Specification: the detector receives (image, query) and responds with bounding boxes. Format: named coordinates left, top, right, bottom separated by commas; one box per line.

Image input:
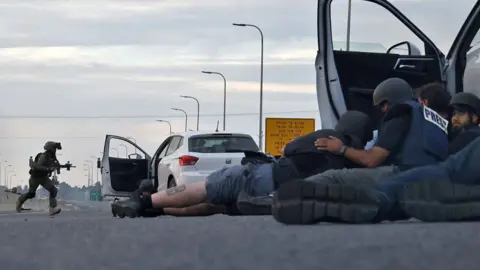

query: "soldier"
left=16, top=141, right=62, bottom=215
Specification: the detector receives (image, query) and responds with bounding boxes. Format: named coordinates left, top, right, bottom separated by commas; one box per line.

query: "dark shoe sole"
left=111, top=204, right=140, bottom=218
left=272, top=180, right=380, bottom=224
left=49, top=209, right=61, bottom=216
left=237, top=198, right=273, bottom=216
left=399, top=178, right=480, bottom=222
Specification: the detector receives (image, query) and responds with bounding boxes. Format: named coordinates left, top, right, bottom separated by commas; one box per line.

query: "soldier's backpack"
left=28, top=152, right=44, bottom=175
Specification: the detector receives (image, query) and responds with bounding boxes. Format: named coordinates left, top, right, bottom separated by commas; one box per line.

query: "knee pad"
left=25, top=192, right=36, bottom=199
left=49, top=187, right=58, bottom=198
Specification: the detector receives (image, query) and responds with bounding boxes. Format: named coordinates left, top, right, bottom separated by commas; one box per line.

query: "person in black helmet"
left=363, top=81, right=451, bottom=150
left=272, top=77, right=449, bottom=225
left=110, top=111, right=373, bottom=218
left=364, top=104, right=480, bottom=223
left=16, top=141, right=62, bottom=216
left=447, top=92, right=480, bottom=154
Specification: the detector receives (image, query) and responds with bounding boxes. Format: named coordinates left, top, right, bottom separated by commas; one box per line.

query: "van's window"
left=330, top=0, right=425, bottom=55
left=464, top=29, right=480, bottom=97
left=189, top=135, right=259, bottom=153
left=395, top=0, right=476, bottom=52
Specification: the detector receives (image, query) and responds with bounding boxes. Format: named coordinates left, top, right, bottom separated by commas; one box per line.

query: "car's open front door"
left=316, top=0, right=446, bottom=129
left=444, top=1, right=480, bottom=96
left=101, top=135, right=151, bottom=199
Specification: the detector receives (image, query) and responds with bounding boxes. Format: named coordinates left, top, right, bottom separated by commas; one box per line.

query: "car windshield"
left=188, top=135, right=259, bottom=153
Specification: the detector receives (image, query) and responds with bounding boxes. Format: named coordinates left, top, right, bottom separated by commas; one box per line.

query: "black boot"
left=272, top=179, right=381, bottom=225
left=399, top=178, right=480, bottom=222
left=111, top=195, right=163, bottom=218
left=111, top=199, right=142, bottom=218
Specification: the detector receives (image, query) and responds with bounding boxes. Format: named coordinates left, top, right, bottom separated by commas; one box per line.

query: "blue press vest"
left=391, top=101, right=449, bottom=169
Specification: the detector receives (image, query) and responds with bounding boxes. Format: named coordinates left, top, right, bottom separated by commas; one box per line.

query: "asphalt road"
left=0, top=201, right=479, bottom=270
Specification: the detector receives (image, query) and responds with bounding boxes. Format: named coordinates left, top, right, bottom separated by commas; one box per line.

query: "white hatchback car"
left=99, top=131, right=259, bottom=199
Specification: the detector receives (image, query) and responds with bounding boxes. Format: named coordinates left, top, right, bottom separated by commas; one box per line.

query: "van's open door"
left=444, top=1, right=480, bottom=96
left=316, top=0, right=446, bottom=129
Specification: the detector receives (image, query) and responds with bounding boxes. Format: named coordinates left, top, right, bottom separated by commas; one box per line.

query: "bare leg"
left=151, top=181, right=208, bottom=208
left=163, top=203, right=227, bottom=216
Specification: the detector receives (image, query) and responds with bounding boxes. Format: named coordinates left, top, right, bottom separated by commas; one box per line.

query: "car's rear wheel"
left=167, top=177, right=177, bottom=188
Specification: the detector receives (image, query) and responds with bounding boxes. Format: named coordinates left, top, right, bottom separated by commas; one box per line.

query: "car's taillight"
left=179, top=155, right=198, bottom=166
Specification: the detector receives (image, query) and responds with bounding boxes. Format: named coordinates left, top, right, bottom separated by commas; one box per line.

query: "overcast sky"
left=0, top=0, right=475, bottom=187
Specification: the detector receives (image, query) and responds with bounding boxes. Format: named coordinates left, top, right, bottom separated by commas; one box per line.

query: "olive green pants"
left=17, top=176, right=58, bottom=208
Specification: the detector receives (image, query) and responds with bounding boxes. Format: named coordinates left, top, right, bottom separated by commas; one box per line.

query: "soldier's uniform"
left=16, top=141, right=62, bottom=215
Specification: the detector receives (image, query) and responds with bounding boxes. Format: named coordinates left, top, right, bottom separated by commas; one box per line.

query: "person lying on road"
left=110, top=110, right=373, bottom=218
left=286, top=135, right=480, bottom=224
left=271, top=77, right=450, bottom=225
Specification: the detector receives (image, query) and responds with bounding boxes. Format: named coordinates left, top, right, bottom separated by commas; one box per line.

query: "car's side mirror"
left=128, top=153, right=142, bottom=159
left=386, top=41, right=421, bottom=56
left=97, top=157, right=101, bottom=169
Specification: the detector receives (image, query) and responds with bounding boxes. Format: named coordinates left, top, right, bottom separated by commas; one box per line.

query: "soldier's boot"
left=16, top=194, right=29, bottom=213
left=49, top=207, right=61, bottom=216
left=49, top=197, right=61, bottom=216
left=16, top=198, right=24, bottom=213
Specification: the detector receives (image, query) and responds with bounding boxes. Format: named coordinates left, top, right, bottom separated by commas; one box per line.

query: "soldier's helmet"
left=44, top=141, right=62, bottom=151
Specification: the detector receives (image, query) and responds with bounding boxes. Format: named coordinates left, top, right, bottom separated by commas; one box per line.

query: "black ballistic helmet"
left=373, top=78, right=413, bottom=107
left=44, top=141, right=62, bottom=151
left=335, top=110, right=373, bottom=146
left=449, top=92, right=480, bottom=115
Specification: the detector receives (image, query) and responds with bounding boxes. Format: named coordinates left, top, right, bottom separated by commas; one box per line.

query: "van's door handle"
left=399, top=64, right=416, bottom=69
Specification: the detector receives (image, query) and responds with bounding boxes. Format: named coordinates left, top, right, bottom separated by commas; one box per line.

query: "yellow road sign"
left=265, top=118, right=315, bottom=156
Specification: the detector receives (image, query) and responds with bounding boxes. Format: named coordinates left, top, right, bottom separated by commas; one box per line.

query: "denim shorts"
left=205, top=163, right=274, bottom=206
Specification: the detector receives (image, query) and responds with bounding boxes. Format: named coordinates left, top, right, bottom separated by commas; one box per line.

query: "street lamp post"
left=171, top=108, right=188, bottom=132
left=84, top=163, right=93, bottom=186
left=180, top=95, right=200, bottom=131
left=233, top=23, right=264, bottom=151
left=201, top=71, right=227, bottom=130
left=0, top=153, right=2, bottom=187
left=83, top=167, right=91, bottom=187
left=0, top=159, right=3, bottom=187
left=90, top=155, right=100, bottom=185
left=6, top=170, right=13, bottom=188
left=156, top=120, right=172, bottom=134
left=84, top=173, right=89, bottom=188
left=85, top=160, right=94, bottom=185
left=346, top=0, right=352, bottom=51
left=119, top=144, right=128, bottom=157
left=110, top=148, right=119, bottom=157
left=4, top=164, right=11, bottom=187
left=9, top=174, right=16, bottom=188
